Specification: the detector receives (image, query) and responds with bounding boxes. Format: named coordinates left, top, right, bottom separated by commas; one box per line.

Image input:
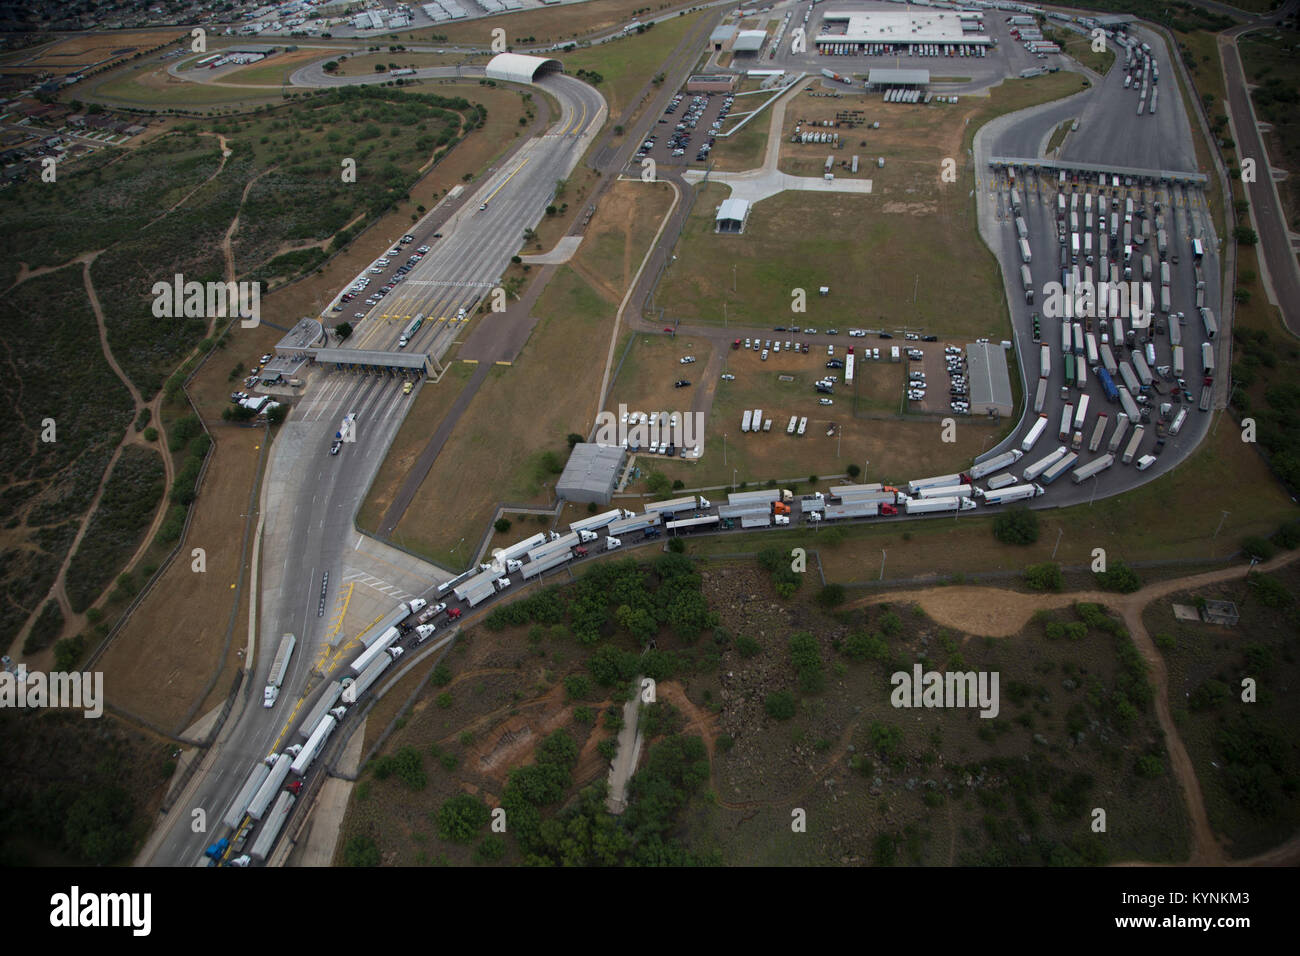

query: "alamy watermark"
left=151, top=273, right=261, bottom=328
left=1041, top=279, right=1153, bottom=328
left=0, top=665, right=103, bottom=718
left=593, top=403, right=705, bottom=452
left=891, top=663, right=999, bottom=719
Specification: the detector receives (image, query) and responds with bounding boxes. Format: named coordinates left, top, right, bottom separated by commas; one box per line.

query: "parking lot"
left=637, top=88, right=735, bottom=170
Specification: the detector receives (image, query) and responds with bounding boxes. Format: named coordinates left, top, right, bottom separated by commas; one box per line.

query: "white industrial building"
left=816, top=10, right=992, bottom=50
left=732, top=29, right=768, bottom=54
left=715, top=197, right=751, bottom=234
left=965, top=341, right=1014, bottom=418
left=556, top=443, right=627, bottom=506
left=485, top=52, right=564, bottom=84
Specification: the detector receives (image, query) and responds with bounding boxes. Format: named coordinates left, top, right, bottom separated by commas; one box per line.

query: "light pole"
left=733, top=468, right=737, bottom=492
left=1051, top=526, right=1064, bottom=560
left=879, top=549, right=887, bottom=580
left=723, top=433, right=727, bottom=466
left=1213, top=510, right=1230, bottom=552
left=1089, top=474, right=1099, bottom=506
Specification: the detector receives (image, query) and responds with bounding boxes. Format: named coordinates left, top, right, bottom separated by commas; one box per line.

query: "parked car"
left=674, top=379, right=691, bottom=388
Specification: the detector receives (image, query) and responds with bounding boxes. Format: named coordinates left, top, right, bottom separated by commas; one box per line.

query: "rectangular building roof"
left=709, top=24, right=737, bottom=44
left=555, top=443, right=626, bottom=501
left=820, top=10, right=985, bottom=44
left=716, top=197, right=751, bottom=223
left=868, top=68, right=931, bottom=86
left=965, top=341, right=1013, bottom=413
left=733, top=29, right=767, bottom=52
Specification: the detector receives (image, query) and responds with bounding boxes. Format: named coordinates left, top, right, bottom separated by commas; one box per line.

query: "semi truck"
left=1097, top=366, right=1119, bottom=404
left=1133, top=350, right=1153, bottom=387
left=1073, top=394, right=1090, bottom=432
left=263, top=632, right=296, bottom=708
left=1119, top=361, right=1141, bottom=395
left=247, top=752, right=295, bottom=821
left=350, top=624, right=401, bottom=675
left=903, top=497, right=977, bottom=514
left=1121, top=425, right=1146, bottom=464
left=222, top=758, right=274, bottom=829
left=569, top=509, right=633, bottom=534
left=1172, top=345, right=1184, bottom=378
left=342, top=649, right=397, bottom=704
left=643, top=495, right=708, bottom=517
left=976, top=482, right=1044, bottom=505
left=1168, top=407, right=1188, bottom=436
left=1021, top=264, right=1034, bottom=302
left=292, top=708, right=347, bottom=776
left=1059, top=404, right=1074, bottom=441
left=1071, top=454, right=1115, bottom=483
left=1020, top=415, right=1049, bottom=452
left=968, top=449, right=1024, bottom=480
left=1039, top=344, right=1051, bottom=379
left=1201, top=307, right=1217, bottom=339
left=298, top=679, right=350, bottom=740
left=1201, top=342, right=1215, bottom=375
left=249, top=791, right=295, bottom=864
left=1019, top=238, right=1032, bottom=264
left=1099, top=343, right=1117, bottom=376
left=1033, top=376, right=1048, bottom=413
left=1023, top=446, right=1068, bottom=481
left=1039, top=451, right=1079, bottom=485
left=1106, top=412, right=1131, bottom=453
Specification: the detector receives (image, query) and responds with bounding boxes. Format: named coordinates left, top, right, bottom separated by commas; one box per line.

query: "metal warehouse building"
left=715, top=197, right=751, bottom=234
left=965, top=342, right=1014, bottom=418
left=732, top=30, right=768, bottom=54
left=817, top=11, right=991, bottom=50
left=867, top=68, right=930, bottom=91
left=555, top=443, right=627, bottom=505
left=687, top=73, right=737, bottom=93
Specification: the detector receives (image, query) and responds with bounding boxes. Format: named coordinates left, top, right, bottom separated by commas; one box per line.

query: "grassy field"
left=684, top=411, right=1296, bottom=584
left=1144, top=561, right=1300, bottom=858
left=86, top=58, right=286, bottom=108
left=1046, top=120, right=1072, bottom=156
left=1046, top=27, right=1117, bottom=76
left=559, top=12, right=705, bottom=122
left=0, top=30, right=182, bottom=75
left=383, top=181, right=675, bottom=568
left=406, top=0, right=696, bottom=46
left=711, top=112, right=770, bottom=171
left=658, top=74, right=1082, bottom=340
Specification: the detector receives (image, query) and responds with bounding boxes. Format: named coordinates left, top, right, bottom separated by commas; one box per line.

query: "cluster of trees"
left=1230, top=325, right=1300, bottom=493
left=484, top=554, right=716, bottom=647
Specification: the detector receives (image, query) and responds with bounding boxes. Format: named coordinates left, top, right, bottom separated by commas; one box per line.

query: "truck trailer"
left=1122, top=425, right=1146, bottom=464
left=906, top=474, right=965, bottom=495
left=246, top=753, right=294, bottom=821
left=342, top=650, right=396, bottom=704
left=222, top=759, right=273, bottom=829
left=292, top=712, right=341, bottom=776
left=904, top=497, right=977, bottom=514
left=968, top=449, right=1024, bottom=480
left=1088, top=413, right=1110, bottom=452
left=1038, top=452, right=1080, bottom=485
left=263, top=632, right=296, bottom=708
left=249, top=791, right=296, bottom=863
left=1023, top=414, right=1050, bottom=452
left=1033, top=376, right=1048, bottom=413
left=1071, top=454, right=1115, bottom=483
left=298, top=680, right=347, bottom=740
left=977, top=482, right=1043, bottom=505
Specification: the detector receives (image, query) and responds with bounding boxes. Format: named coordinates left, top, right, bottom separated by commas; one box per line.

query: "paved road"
left=1218, top=1, right=1300, bottom=336
left=142, top=61, right=606, bottom=867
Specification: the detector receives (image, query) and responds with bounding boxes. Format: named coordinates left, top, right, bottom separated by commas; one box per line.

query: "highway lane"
left=1218, top=9, right=1300, bottom=335
left=144, top=64, right=605, bottom=867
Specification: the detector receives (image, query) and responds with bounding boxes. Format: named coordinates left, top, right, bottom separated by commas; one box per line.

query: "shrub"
left=1273, top=520, right=1300, bottom=549
left=430, top=663, right=452, bottom=686
left=1023, top=562, right=1063, bottom=592
left=563, top=673, right=592, bottom=700
left=764, top=690, right=796, bottom=720
left=734, top=634, right=760, bottom=657
left=475, top=834, right=506, bottom=862
left=1240, top=536, right=1275, bottom=561
left=436, top=794, right=490, bottom=843
left=993, top=507, right=1039, bottom=545
left=1249, top=574, right=1293, bottom=608
left=1094, top=561, right=1141, bottom=593
left=817, top=583, right=846, bottom=608
left=494, top=517, right=512, bottom=534
left=343, top=834, right=380, bottom=866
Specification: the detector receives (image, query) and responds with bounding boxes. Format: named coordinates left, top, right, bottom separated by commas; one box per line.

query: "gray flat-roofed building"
left=867, top=68, right=930, bottom=89
left=309, top=348, right=429, bottom=373
left=556, top=443, right=627, bottom=506
left=965, top=342, right=1013, bottom=417
left=716, top=197, right=751, bottom=234
left=733, top=29, right=767, bottom=53
left=1094, top=14, right=1133, bottom=29
left=709, top=24, right=737, bottom=50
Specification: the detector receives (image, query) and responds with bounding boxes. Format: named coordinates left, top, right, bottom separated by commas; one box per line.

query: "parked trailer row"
left=521, top=548, right=576, bottom=581
left=342, top=649, right=396, bottom=704
left=298, top=679, right=348, bottom=740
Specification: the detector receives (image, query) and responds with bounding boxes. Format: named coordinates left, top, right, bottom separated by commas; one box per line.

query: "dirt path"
left=847, top=549, right=1300, bottom=865
left=142, top=132, right=232, bottom=231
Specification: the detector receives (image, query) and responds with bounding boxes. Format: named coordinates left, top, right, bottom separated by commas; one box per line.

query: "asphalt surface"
left=1218, top=4, right=1300, bottom=335
left=145, top=60, right=606, bottom=868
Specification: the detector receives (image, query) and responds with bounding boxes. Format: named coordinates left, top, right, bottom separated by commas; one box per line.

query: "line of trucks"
left=207, top=595, right=455, bottom=866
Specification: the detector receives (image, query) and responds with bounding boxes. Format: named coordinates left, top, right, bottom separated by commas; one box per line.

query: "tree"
left=765, top=691, right=796, bottom=720
left=342, top=834, right=380, bottom=866
left=846, top=464, right=861, bottom=478
left=1233, top=226, right=1258, bottom=246
left=993, top=506, right=1039, bottom=545
left=436, top=794, right=490, bottom=842
left=1024, top=562, right=1063, bottom=592
left=646, top=472, right=672, bottom=497
left=1094, top=561, right=1141, bottom=593
left=334, top=322, right=353, bottom=341
left=266, top=404, right=287, bottom=425
left=817, top=583, right=846, bottom=608
left=566, top=432, right=583, bottom=449
left=494, top=517, right=512, bottom=534
left=323, top=60, right=340, bottom=73
left=1241, top=536, right=1275, bottom=561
